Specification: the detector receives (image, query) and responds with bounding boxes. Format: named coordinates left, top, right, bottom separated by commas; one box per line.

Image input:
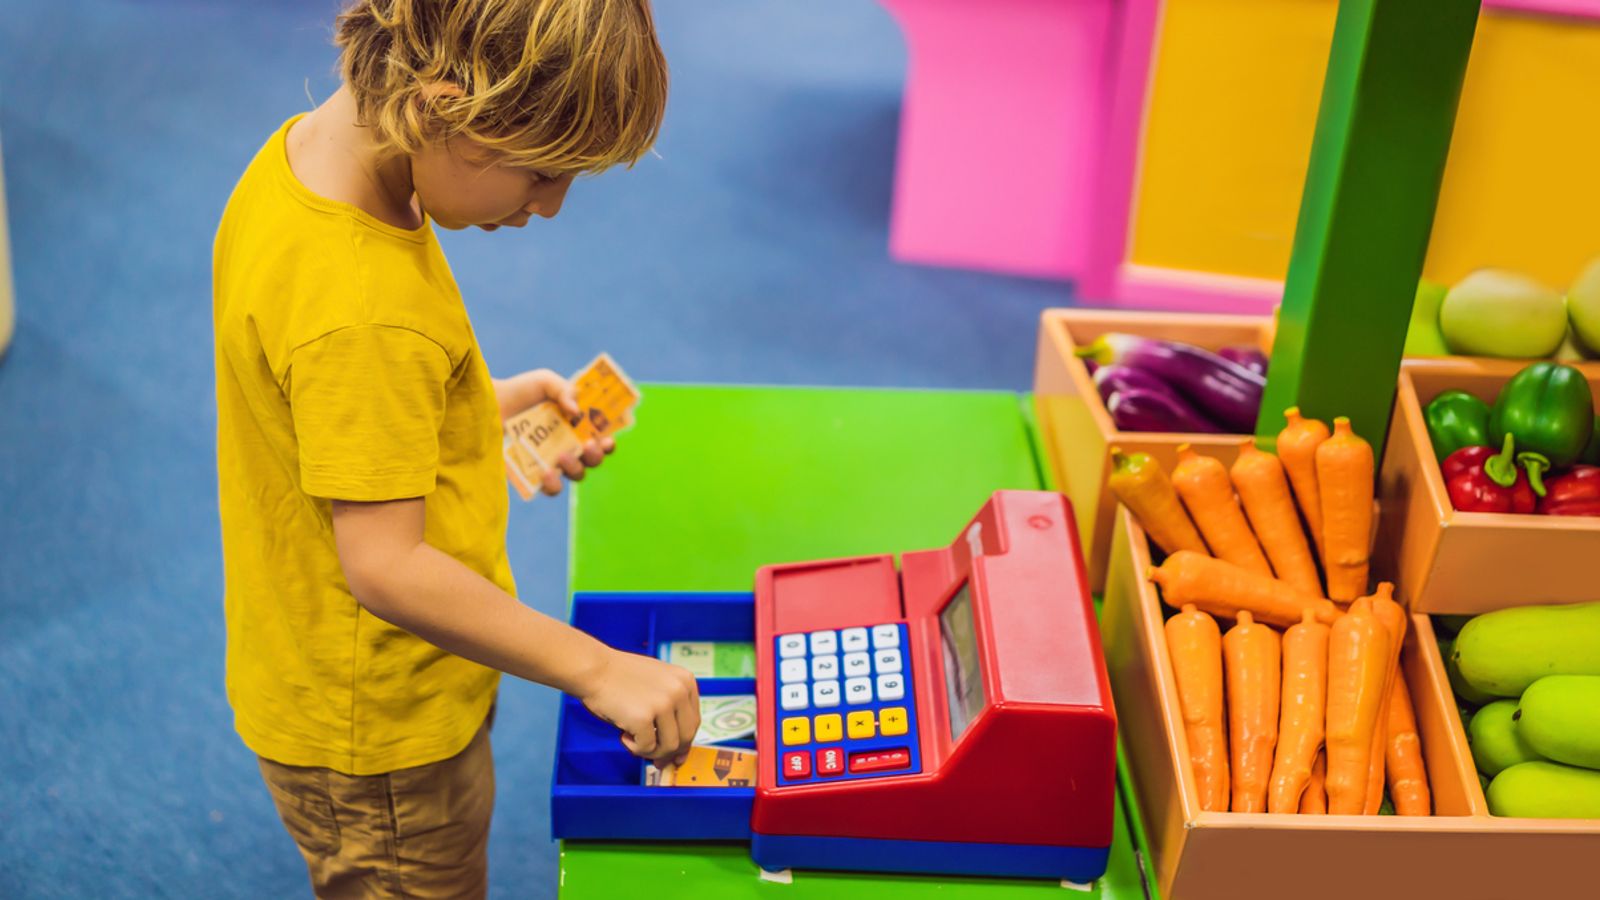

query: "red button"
left=848, top=748, right=910, bottom=774
left=817, top=746, right=846, bottom=776
left=782, top=751, right=812, bottom=779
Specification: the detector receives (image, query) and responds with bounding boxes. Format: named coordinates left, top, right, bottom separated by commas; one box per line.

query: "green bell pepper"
left=1424, top=389, right=1491, bottom=463
left=1585, top=416, right=1600, bottom=466
left=1489, top=362, right=1596, bottom=495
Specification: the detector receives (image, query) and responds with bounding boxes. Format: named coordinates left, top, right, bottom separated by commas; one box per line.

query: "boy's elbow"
left=338, top=539, right=428, bottom=622
left=343, top=560, right=405, bottom=620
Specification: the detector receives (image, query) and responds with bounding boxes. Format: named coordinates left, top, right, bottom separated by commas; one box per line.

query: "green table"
left=563, top=384, right=1152, bottom=899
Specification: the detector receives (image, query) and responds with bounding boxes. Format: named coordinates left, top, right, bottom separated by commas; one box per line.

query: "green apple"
left=1439, top=269, right=1567, bottom=358
left=1403, top=278, right=1450, bottom=357
left=1568, top=256, right=1600, bottom=357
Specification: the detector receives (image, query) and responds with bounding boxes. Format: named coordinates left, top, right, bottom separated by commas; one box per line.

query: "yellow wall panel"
left=1129, top=1, right=1600, bottom=292
left=1425, top=12, right=1600, bottom=289
left=1129, top=0, right=1337, bottom=281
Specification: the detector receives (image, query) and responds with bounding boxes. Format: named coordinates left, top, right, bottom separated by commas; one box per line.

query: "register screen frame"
left=937, top=579, right=987, bottom=741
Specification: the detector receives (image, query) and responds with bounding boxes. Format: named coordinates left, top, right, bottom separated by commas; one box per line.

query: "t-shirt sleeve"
left=287, top=324, right=455, bottom=501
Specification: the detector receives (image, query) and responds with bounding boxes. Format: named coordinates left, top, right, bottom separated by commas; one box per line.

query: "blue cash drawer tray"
left=551, top=592, right=757, bottom=841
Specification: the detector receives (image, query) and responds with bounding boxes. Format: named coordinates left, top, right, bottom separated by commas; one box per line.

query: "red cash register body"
left=749, top=490, right=1117, bottom=877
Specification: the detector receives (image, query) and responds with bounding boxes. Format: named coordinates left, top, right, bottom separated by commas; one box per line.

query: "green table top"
left=561, top=383, right=1151, bottom=899
left=569, top=384, right=1044, bottom=592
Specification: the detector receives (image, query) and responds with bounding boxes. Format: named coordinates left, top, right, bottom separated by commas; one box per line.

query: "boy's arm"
left=331, top=496, right=699, bottom=764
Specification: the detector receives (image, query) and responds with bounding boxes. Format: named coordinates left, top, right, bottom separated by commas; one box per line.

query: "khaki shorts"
left=257, top=718, right=495, bottom=899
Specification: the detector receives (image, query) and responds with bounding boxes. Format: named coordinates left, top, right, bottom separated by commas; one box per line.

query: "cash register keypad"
left=774, top=623, right=919, bottom=784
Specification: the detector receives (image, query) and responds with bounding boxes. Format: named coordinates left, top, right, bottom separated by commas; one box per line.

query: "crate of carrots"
left=1030, top=308, right=1273, bottom=592
left=1099, top=410, right=1600, bottom=900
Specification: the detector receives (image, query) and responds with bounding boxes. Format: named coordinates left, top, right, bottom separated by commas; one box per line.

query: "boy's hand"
left=493, top=368, right=615, bottom=495
left=576, top=648, right=701, bottom=766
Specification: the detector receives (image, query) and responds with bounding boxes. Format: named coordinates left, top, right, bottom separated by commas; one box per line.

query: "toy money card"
left=657, top=641, right=757, bottom=679
left=696, top=694, right=757, bottom=745
left=644, top=746, right=758, bottom=788
left=503, top=353, right=640, bottom=500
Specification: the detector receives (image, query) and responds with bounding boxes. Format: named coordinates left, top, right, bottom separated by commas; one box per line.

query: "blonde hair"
left=335, top=0, right=667, bottom=173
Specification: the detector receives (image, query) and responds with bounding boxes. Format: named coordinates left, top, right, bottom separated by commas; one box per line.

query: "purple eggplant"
left=1106, top=388, right=1225, bottom=434
left=1218, top=345, right=1269, bottom=376
left=1078, top=333, right=1264, bottom=432
left=1093, top=363, right=1178, bottom=405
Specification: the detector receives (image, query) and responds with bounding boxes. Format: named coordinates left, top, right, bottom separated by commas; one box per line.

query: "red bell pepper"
left=1442, top=437, right=1536, bottom=514
left=1538, top=465, right=1600, bottom=517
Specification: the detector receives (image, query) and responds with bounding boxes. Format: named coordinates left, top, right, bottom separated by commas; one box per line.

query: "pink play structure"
left=879, top=0, right=1600, bottom=313
left=876, top=0, right=1113, bottom=283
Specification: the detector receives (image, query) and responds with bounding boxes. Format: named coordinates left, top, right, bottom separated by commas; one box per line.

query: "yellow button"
left=782, top=716, right=810, bottom=746
left=880, top=707, right=909, bottom=737
left=847, top=711, right=876, bottom=739
left=814, top=714, right=842, bottom=742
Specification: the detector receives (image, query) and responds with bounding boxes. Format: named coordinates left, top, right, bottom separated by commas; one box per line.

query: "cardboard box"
left=1375, top=358, right=1600, bottom=614
left=1101, top=509, right=1600, bottom=900
left=1031, top=309, right=1270, bottom=591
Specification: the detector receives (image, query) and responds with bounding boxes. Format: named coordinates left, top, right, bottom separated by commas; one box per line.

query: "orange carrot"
left=1363, top=583, right=1408, bottom=814
left=1277, top=407, right=1330, bottom=566
left=1315, top=417, right=1374, bottom=601
left=1267, top=608, right=1330, bottom=813
left=1224, top=611, right=1281, bottom=813
left=1231, top=439, right=1322, bottom=597
left=1299, top=750, right=1327, bottom=814
left=1325, top=597, right=1390, bottom=814
left=1171, top=444, right=1272, bottom=576
left=1108, top=448, right=1209, bottom=557
left=1165, top=604, right=1229, bottom=812
left=1385, top=676, right=1431, bottom=816
left=1147, top=551, right=1338, bottom=628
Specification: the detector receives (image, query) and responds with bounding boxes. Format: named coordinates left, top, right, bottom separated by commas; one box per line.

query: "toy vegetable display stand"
left=1095, top=0, right=1600, bottom=893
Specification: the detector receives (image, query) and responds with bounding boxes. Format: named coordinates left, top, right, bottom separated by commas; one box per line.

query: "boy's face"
left=411, top=137, right=574, bottom=231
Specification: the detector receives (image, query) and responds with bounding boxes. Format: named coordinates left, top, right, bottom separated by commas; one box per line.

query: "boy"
left=211, top=1, right=697, bottom=896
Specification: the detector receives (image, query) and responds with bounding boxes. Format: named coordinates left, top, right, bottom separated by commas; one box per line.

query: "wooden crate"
left=1375, top=358, right=1600, bottom=614
left=1101, top=509, right=1600, bottom=900
left=1031, top=309, right=1270, bottom=591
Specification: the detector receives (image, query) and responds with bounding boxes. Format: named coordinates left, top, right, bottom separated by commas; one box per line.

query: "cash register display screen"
left=940, top=581, right=987, bottom=740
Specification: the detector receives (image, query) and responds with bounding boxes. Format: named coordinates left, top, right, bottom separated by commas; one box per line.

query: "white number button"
left=872, top=624, right=900, bottom=648
left=874, top=648, right=902, bottom=674
left=781, top=684, right=808, bottom=711
left=845, top=677, right=874, bottom=705
left=843, top=652, right=872, bottom=678
left=841, top=627, right=870, bottom=653
left=809, top=631, right=838, bottom=656
left=780, top=658, right=808, bottom=684
left=876, top=674, right=905, bottom=702
left=812, top=680, right=841, bottom=708
left=811, top=655, right=839, bottom=680
left=778, top=634, right=806, bottom=659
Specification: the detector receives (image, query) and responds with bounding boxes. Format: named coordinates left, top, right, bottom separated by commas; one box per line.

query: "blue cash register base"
left=553, top=491, right=1117, bottom=882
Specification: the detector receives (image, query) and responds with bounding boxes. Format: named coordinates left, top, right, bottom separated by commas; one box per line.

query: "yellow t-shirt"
left=213, top=115, right=508, bottom=774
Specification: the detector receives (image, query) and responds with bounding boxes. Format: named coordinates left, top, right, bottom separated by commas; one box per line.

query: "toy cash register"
left=551, top=490, right=1117, bottom=881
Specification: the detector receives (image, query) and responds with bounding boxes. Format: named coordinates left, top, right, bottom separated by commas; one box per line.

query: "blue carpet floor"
left=0, top=1, right=1072, bottom=896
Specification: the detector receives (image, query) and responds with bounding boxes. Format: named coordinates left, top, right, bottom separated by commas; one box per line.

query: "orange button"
left=847, top=711, right=875, bottom=739
left=814, top=714, right=842, bottom=742
left=782, top=717, right=810, bottom=746
left=880, top=706, right=909, bottom=736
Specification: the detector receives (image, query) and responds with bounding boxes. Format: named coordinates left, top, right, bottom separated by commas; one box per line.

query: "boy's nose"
left=527, top=175, right=574, bottom=219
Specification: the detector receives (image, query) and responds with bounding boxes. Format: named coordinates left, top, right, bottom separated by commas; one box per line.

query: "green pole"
left=1257, top=0, right=1480, bottom=452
